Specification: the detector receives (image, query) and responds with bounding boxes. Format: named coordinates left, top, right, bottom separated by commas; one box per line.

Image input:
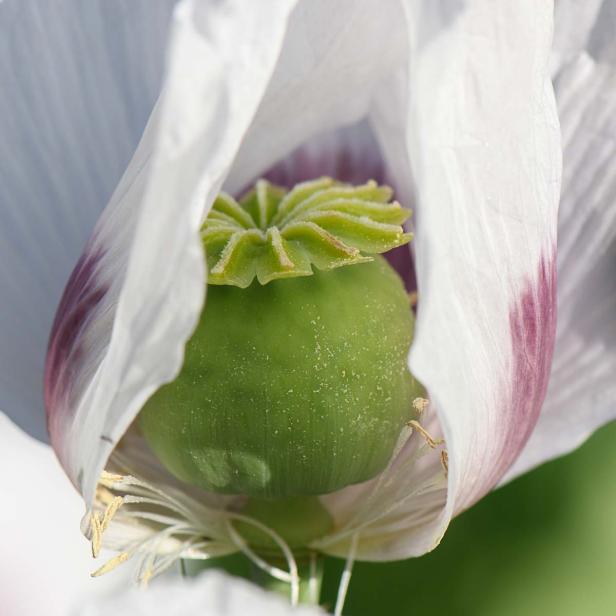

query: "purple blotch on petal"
left=44, top=243, right=108, bottom=450
left=472, top=249, right=558, bottom=502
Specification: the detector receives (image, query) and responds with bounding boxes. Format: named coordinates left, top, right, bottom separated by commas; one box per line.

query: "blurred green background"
left=319, top=421, right=616, bottom=615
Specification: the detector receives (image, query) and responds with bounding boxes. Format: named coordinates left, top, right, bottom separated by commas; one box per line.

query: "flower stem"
left=181, top=551, right=325, bottom=607
left=249, top=551, right=324, bottom=606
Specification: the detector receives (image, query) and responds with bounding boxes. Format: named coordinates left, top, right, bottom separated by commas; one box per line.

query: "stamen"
left=334, top=533, right=359, bottom=616
left=315, top=404, right=448, bottom=551
left=407, top=420, right=444, bottom=449
left=142, top=539, right=196, bottom=584
left=134, top=527, right=185, bottom=588
left=440, top=450, right=449, bottom=475
left=412, top=397, right=429, bottom=415
left=308, top=552, right=320, bottom=605
left=320, top=473, right=446, bottom=547
left=225, top=513, right=300, bottom=606
left=100, top=471, right=124, bottom=484
left=91, top=551, right=131, bottom=577
left=89, top=408, right=447, bottom=603
left=140, top=569, right=153, bottom=588
left=409, top=291, right=418, bottom=307
left=90, top=513, right=102, bottom=558
left=114, top=474, right=196, bottom=520
left=101, top=496, right=123, bottom=532
left=87, top=462, right=302, bottom=603
left=225, top=520, right=293, bottom=585
left=95, top=486, right=117, bottom=506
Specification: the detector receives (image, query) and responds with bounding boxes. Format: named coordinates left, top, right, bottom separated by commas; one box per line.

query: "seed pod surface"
left=139, top=179, right=423, bottom=498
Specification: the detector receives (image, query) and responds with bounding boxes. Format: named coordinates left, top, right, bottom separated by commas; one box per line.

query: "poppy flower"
left=1, top=1, right=614, bottom=613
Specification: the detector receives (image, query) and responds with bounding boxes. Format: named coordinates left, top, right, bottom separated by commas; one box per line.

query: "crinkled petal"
left=505, top=11, right=616, bottom=481
left=0, top=0, right=175, bottom=440
left=223, top=0, right=408, bottom=194
left=406, top=0, right=560, bottom=527
left=76, top=571, right=324, bottom=615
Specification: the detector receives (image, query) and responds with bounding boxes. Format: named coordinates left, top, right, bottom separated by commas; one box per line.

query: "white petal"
left=76, top=571, right=324, bottom=616
left=313, top=1, right=561, bottom=562
left=406, top=0, right=560, bottom=526
left=504, top=17, right=616, bottom=480
left=46, top=0, right=299, bottom=500
left=0, top=414, right=130, bottom=616
left=0, top=0, right=176, bottom=440
left=224, top=0, right=408, bottom=194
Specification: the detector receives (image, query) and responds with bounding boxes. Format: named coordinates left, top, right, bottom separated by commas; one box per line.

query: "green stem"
left=181, top=552, right=325, bottom=607
left=182, top=495, right=331, bottom=606
left=250, top=551, right=324, bottom=606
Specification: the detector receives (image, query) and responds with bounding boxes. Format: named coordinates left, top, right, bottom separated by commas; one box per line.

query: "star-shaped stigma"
left=202, top=177, right=413, bottom=288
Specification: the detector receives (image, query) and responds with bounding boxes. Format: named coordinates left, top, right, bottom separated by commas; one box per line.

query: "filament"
left=334, top=533, right=359, bottom=616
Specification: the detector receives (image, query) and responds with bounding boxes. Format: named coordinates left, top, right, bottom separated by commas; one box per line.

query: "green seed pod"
left=139, top=178, right=423, bottom=499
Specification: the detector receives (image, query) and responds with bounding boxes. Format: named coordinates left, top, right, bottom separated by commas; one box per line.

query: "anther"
left=412, top=397, right=429, bottom=415
left=99, top=471, right=125, bottom=488
left=95, top=486, right=117, bottom=506
left=101, top=496, right=124, bottom=533
left=140, top=569, right=154, bottom=587
left=91, top=552, right=131, bottom=577
left=90, top=513, right=102, bottom=558
left=440, top=450, right=449, bottom=474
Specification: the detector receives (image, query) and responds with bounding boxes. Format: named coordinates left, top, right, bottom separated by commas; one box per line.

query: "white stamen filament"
left=316, top=412, right=447, bottom=550
left=87, top=466, right=300, bottom=601
left=407, top=419, right=444, bottom=449
left=334, top=533, right=359, bottom=616
left=85, top=405, right=446, bottom=608
left=308, top=551, right=319, bottom=605
left=224, top=518, right=296, bottom=586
